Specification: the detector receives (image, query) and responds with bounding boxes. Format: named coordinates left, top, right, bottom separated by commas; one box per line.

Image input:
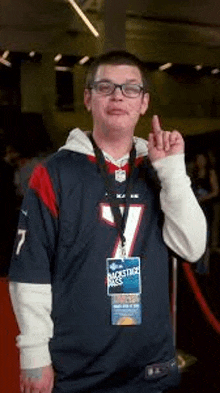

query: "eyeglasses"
left=90, top=81, right=144, bottom=98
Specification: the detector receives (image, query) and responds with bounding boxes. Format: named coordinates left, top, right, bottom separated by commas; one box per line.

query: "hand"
left=20, top=365, right=54, bottom=393
left=148, top=115, right=184, bottom=162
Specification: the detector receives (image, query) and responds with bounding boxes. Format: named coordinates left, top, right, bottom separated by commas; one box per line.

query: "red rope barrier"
left=182, top=262, right=220, bottom=334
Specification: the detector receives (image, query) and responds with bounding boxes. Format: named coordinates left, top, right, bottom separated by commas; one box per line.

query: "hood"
left=59, top=128, right=148, bottom=166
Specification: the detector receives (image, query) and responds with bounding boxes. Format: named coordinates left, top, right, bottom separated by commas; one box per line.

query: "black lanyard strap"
left=89, top=134, right=136, bottom=254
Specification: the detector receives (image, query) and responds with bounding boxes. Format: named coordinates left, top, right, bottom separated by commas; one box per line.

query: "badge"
left=106, top=257, right=141, bottom=296
left=111, top=294, right=142, bottom=325
left=115, top=169, right=126, bottom=183
left=106, top=257, right=142, bottom=326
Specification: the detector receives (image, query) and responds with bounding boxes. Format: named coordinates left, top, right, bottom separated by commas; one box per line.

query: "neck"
left=92, top=130, right=133, bottom=160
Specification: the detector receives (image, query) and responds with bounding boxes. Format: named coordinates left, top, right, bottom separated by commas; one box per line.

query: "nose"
left=111, top=85, right=123, bottom=100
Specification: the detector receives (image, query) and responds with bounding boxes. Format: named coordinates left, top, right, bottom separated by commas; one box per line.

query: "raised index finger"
left=151, top=115, right=163, bottom=150
left=152, top=115, right=162, bottom=134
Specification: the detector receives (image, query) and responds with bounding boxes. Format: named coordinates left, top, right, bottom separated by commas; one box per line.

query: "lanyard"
left=90, top=134, right=136, bottom=257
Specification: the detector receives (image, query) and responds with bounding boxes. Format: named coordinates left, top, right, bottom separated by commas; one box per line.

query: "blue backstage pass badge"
left=111, top=294, right=142, bottom=325
left=106, top=257, right=141, bottom=296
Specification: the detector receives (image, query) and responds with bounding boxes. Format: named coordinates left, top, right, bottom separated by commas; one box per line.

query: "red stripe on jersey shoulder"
left=29, top=164, right=58, bottom=218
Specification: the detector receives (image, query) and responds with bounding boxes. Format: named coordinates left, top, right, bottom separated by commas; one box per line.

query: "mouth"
left=107, top=109, right=127, bottom=115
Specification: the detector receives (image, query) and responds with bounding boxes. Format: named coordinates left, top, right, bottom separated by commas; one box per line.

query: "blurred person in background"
left=191, top=152, right=219, bottom=273
left=0, top=144, right=20, bottom=275
left=13, top=153, right=42, bottom=208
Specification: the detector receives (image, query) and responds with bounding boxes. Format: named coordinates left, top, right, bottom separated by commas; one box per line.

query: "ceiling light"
left=0, top=57, right=11, bottom=67
left=159, top=62, right=172, bottom=71
left=29, top=51, right=36, bottom=58
left=195, top=65, right=202, bottom=71
left=79, top=56, right=90, bottom=65
left=211, top=68, right=220, bottom=74
left=67, top=0, right=99, bottom=38
left=55, top=66, right=72, bottom=72
left=2, top=50, right=9, bottom=60
left=54, top=54, right=62, bottom=62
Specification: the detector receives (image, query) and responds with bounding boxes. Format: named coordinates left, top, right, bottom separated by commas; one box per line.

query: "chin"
left=107, top=118, right=132, bottom=131
left=107, top=125, right=130, bottom=136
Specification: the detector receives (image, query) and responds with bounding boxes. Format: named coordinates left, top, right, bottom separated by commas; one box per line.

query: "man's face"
left=84, top=64, right=149, bottom=137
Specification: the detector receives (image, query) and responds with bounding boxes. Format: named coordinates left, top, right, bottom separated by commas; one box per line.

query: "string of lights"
left=0, top=51, right=220, bottom=77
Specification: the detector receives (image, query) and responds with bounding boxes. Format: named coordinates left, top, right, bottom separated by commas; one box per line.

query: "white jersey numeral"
left=100, top=203, right=145, bottom=257
left=16, top=229, right=27, bottom=255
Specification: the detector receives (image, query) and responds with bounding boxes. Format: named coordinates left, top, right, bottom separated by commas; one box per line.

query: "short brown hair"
left=85, top=50, right=148, bottom=93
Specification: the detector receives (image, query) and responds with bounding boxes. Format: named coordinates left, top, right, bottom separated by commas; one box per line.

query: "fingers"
left=163, top=131, right=170, bottom=152
left=151, top=115, right=171, bottom=151
left=20, top=382, right=51, bottom=393
left=149, top=128, right=171, bottom=152
left=20, top=373, right=26, bottom=393
left=20, top=377, right=52, bottom=393
left=150, top=116, right=183, bottom=152
left=151, top=115, right=163, bottom=150
left=20, top=365, right=54, bottom=393
left=170, top=130, right=181, bottom=144
left=152, top=114, right=161, bottom=133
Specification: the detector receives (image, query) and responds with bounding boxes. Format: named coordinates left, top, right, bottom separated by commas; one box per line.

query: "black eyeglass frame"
left=90, top=81, right=144, bottom=98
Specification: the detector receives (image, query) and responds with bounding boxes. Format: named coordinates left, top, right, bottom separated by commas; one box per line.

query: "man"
left=9, top=51, right=206, bottom=393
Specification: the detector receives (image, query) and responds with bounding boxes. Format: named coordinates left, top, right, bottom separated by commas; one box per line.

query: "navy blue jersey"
left=10, top=148, right=180, bottom=392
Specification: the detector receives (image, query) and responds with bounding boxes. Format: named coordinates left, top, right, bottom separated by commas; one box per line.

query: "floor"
left=0, top=252, right=219, bottom=393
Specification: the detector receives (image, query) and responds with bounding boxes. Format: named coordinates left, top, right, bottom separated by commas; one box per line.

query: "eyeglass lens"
left=93, top=81, right=142, bottom=97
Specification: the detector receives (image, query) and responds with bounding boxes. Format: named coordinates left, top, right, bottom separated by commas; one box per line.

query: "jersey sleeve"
left=10, top=163, right=59, bottom=283
left=152, top=153, right=207, bottom=262
left=9, top=163, right=59, bottom=369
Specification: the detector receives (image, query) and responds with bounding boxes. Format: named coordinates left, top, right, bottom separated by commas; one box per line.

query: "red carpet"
left=0, top=278, right=20, bottom=393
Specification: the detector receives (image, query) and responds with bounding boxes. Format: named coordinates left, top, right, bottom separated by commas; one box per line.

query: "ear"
left=140, top=93, right=150, bottom=116
left=84, top=89, right=92, bottom=112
